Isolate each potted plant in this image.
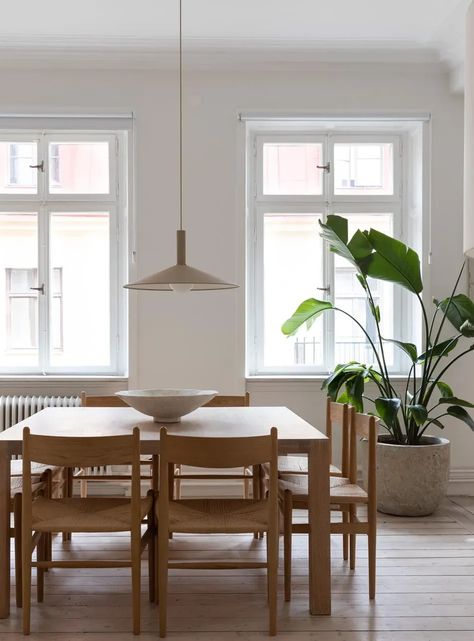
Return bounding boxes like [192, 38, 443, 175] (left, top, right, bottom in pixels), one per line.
[282, 215, 474, 516]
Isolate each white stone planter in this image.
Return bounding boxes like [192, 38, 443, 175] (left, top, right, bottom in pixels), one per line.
[370, 436, 450, 517]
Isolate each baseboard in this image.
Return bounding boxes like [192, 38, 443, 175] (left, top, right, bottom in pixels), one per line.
[447, 468, 474, 496]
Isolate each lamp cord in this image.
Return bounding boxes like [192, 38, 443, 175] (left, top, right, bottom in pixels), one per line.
[179, 0, 183, 231]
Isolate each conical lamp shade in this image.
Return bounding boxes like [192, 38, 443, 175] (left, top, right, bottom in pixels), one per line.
[124, 230, 238, 291]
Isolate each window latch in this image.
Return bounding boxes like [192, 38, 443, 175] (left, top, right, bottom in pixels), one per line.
[317, 285, 331, 294]
[29, 160, 44, 173]
[30, 284, 45, 295]
[316, 162, 331, 173]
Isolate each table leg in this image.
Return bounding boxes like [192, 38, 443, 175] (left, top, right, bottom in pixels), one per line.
[308, 439, 331, 615]
[0, 443, 10, 618]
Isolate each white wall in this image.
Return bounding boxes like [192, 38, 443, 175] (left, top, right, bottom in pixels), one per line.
[0, 61, 471, 489]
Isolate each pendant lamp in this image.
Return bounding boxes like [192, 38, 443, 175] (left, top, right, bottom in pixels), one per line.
[124, 0, 238, 292]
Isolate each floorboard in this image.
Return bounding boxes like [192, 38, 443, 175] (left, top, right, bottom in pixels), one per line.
[2, 498, 474, 639]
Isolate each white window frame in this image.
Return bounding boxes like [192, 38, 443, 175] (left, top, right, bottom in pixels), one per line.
[0, 130, 127, 376]
[247, 125, 417, 377]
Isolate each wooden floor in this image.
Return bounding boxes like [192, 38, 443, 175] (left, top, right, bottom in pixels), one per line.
[3, 497, 474, 640]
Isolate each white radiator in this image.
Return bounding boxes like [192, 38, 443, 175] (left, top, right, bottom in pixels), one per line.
[0, 394, 81, 431]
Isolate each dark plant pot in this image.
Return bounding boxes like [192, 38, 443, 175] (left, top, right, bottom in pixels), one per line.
[362, 436, 450, 516]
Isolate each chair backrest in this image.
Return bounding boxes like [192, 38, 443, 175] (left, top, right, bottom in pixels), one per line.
[158, 426, 278, 532]
[204, 393, 250, 407]
[81, 391, 128, 408]
[348, 408, 378, 506]
[22, 426, 142, 534]
[325, 398, 350, 476]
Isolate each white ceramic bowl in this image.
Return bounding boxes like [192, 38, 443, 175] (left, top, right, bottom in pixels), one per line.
[115, 389, 218, 423]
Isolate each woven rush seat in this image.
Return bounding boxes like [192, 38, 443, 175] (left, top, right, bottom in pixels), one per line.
[168, 498, 270, 534]
[31, 495, 153, 533]
[277, 455, 341, 476]
[278, 473, 351, 495]
[279, 473, 367, 503]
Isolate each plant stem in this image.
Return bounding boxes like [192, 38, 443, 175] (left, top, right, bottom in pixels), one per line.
[332, 306, 391, 396]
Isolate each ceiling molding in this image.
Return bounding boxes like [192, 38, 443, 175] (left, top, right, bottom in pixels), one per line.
[0, 35, 449, 71]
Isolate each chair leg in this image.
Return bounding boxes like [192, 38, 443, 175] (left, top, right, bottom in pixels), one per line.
[22, 529, 32, 634]
[368, 508, 377, 599]
[267, 525, 278, 636]
[253, 465, 261, 540]
[342, 509, 349, 561]
[349, 504, 357, 570]
[243, 466, 250, 499]
[283, 490, 293, 602]
[158, 527, 169, 637]
[37, 534, 45, 603]
[13, 494, 22, 608]
[174, 464, 181, 500]
[80, 477, 88, 499]
[63, 468, 73, 542]
[147, 492, 155, 603]
[131, 526, 141, 635]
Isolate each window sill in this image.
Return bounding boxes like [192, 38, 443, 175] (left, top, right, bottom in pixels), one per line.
[0, 375, 128, 383]
[246, 374, 413, 383]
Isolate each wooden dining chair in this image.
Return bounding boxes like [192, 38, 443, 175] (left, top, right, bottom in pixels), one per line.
[156, 426, 279, 637]
[280, 408, 378, 601]
[276, 398, 350, 478]
[173, 393, 257, 499]
[21, 426, 155, 635]
[78, 392, 156, 497]
[267, 399, 351, 558]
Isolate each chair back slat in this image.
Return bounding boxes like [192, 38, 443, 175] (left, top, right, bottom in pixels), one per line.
[326, 399, 350, 477]
[22, 428, 140, 468]
[348, 408, 378, 500]
[81, 391, 128, 408]
[204, 393, 249, 407]
[159, 429, 275, 469]
[352, 411, 378, 439]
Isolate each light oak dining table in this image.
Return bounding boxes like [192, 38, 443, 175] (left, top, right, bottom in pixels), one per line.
[0, 405, 331, 618]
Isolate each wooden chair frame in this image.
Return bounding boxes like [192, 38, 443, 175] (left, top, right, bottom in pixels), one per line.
[21, 426, 155, 635]
[77, 392, 155, 497]
[173, 393, 256, 500]
[282, 408, 378, 601]
[157, 426, 279, 637]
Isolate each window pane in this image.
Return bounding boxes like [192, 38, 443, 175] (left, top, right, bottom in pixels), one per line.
[333, 213, 395, 366]
[263, 143, 323, 195]
[0, 142, 38, 194]
[48, 142, 110, 194]
[334, 143, 394, 196]
[263, 214, 324, 368]
[49, 213, 110, 367]
[0, 213, 39, 367]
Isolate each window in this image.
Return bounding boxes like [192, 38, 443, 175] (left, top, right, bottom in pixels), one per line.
[0, 131, 127, 375]
[247, 125, 422, 376]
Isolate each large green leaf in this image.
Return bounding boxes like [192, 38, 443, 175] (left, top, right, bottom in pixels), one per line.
[436, 381, 454, 398]
[417, 337, 459, 362]
[323, 362, 366, 400]
[438, 397, 474, 408]
[407, 404, 428, 426]
[447, 406, 474, 431]
[383, 338, 417, 363]
[439, 294, 474, 335]
[345, 373, 365, 412]
[319, 216, 371, 271]
[375, 397, 401, 430]
[281, 298, 333, 336]
[362, 229, 423, 294]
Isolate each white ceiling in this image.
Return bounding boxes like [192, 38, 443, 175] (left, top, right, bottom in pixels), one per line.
[0, 0, 470, 87]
